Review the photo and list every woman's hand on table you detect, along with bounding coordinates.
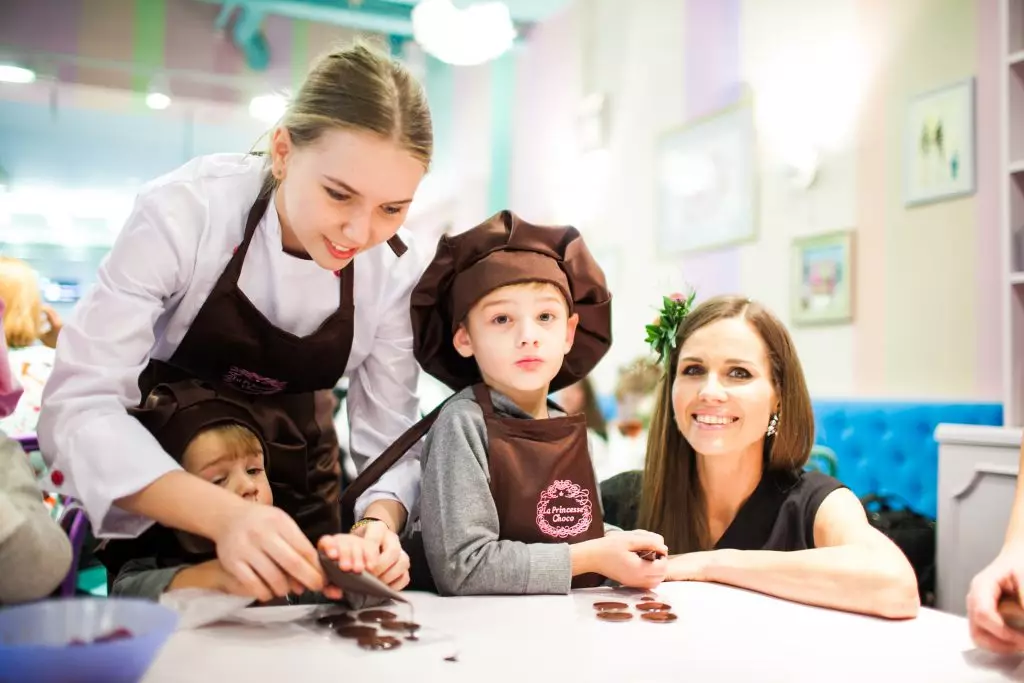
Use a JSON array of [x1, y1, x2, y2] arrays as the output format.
[[967, 544, 1024, 653], [573, 530, 669, 589], [213, 502, 325, 603], [664, 550, 718, 582]]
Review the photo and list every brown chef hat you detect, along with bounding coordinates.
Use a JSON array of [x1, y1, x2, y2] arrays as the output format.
[[129, 379, 269, 465], [411, 210, 613, 393]]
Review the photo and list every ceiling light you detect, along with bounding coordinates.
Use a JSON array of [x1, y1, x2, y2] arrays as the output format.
[[0, 64, 36, 84], [412, 0, 516, 66], [145, 92, 170, 109], [145, 77, 171, 110]]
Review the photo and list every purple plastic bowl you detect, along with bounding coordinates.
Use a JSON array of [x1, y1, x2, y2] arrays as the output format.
[[0, 597, 179, 683]]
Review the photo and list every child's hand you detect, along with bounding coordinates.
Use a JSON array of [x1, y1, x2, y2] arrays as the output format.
[[317, 533, 377, 600], [572, 530, 669, 590], [349, 520, 411, 590]]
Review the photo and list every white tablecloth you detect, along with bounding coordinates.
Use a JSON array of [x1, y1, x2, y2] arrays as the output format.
[[142, 582, 1024, 682]]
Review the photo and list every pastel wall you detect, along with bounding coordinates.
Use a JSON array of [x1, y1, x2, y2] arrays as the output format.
[[507, 0, 1002, 402], [0, 0, 466, 219]]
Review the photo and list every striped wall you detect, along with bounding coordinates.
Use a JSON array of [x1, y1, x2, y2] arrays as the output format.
[[0, 0, 380, 105]]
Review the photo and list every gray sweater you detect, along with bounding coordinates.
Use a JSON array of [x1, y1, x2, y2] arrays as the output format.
[[0, 433, 73, 604], [418, 386, 612, 596]]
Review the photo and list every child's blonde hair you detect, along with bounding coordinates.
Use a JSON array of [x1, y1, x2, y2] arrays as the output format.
[[182, 422, 264, 470], [0, 257, 42, 349]]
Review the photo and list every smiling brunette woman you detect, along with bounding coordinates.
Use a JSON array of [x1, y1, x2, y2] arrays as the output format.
[[638, 294, 919, 619]]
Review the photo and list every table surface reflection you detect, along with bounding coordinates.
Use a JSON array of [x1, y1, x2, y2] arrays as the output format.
[[142, 581, 1024, 682]]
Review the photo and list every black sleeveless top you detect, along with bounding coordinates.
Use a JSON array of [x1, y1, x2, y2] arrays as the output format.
[[715, 469, 845, 551]]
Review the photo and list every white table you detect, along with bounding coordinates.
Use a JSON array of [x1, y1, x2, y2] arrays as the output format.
[[142, 582, 1024, 682]]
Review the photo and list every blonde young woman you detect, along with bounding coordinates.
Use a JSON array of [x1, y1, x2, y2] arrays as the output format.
[[38, 42, 433, 603], [0, 256, 62, 438]]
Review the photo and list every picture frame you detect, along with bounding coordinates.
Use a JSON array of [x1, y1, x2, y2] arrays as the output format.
[[654, 100, 758, 254], [904, 77, 976, 206], [791, 230, 854, 326]]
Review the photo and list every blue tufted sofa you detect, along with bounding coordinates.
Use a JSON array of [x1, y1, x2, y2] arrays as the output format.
[[811, 400, 1003, 519]]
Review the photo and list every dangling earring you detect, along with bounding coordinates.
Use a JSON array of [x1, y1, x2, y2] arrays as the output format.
[[766, 412, 780, 437]]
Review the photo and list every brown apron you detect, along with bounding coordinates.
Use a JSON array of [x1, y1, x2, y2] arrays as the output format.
[[98, 184, 406, 581], [342, 384, 606, 591], [472, 384, 605, 589]]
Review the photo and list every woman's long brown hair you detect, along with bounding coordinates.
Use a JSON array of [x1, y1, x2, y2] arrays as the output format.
[[578, 377, 609, 441], [636, 295, 815, 553]]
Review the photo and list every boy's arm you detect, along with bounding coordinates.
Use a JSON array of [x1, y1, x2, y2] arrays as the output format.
[[110, 557, 186, 600], [112, 557, 241, 599]]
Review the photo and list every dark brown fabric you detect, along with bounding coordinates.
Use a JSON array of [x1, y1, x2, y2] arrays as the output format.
[[98, 185, 362, 585], [411, 210, 612, 393], [127, 379, 270, 466], [473, 384, 605, 589]]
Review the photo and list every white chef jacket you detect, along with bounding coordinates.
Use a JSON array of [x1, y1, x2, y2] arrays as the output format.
[[37, 153, 424, 538]]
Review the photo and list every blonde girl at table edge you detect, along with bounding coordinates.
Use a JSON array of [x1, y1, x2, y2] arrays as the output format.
[[967, 438, 1024, 653], [37, 41, 432, 603], [638, 294, 920, 620]]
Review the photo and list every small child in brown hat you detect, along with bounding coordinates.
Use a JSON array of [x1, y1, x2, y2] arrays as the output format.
[[343, 211, 668, 595], [100, 380, 397, 602]]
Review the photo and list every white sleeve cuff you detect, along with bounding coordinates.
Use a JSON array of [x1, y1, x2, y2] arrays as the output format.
[[353, 455, 421, 523]]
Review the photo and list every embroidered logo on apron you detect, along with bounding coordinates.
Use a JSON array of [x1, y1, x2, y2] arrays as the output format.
[[223, 366, 288, 395], [535, 479, 594, 539]]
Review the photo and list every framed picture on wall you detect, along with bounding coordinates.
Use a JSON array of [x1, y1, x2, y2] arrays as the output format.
[[904, 78, 976, 206], [655, 100, 757, 254], [791, 231, 854, 326]]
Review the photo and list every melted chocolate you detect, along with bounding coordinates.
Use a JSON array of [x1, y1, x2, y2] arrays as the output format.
[[317, 613, 356, 628], [381, 620, 421, 640], [358, 609, 398, 624], [640, 611, 678, 623], [357, 635, 403, 651], [334, 625, 378, 639], [596, 611, 633, 622], [637, 595, 657, 602], [635, 550, 666, 561], [999, 594, 1024, 631], [444, 655, 459, 662], [592, 601, 629, 611], [635, 602, 671, 612]]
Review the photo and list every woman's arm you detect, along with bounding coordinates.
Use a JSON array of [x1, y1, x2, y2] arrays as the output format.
[[967, 440, 1024, 652], [35, 185, 324, 600], [348, 236, 424, 530], [37, 185, 203, 537], [668, 488, 920, 619]]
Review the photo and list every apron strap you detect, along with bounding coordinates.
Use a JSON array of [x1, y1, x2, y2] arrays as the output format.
[[387, 234, 408, 258], [224, 183, 272, 282], [340, 398, 447, 529], [471, 383, 497, 417]]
